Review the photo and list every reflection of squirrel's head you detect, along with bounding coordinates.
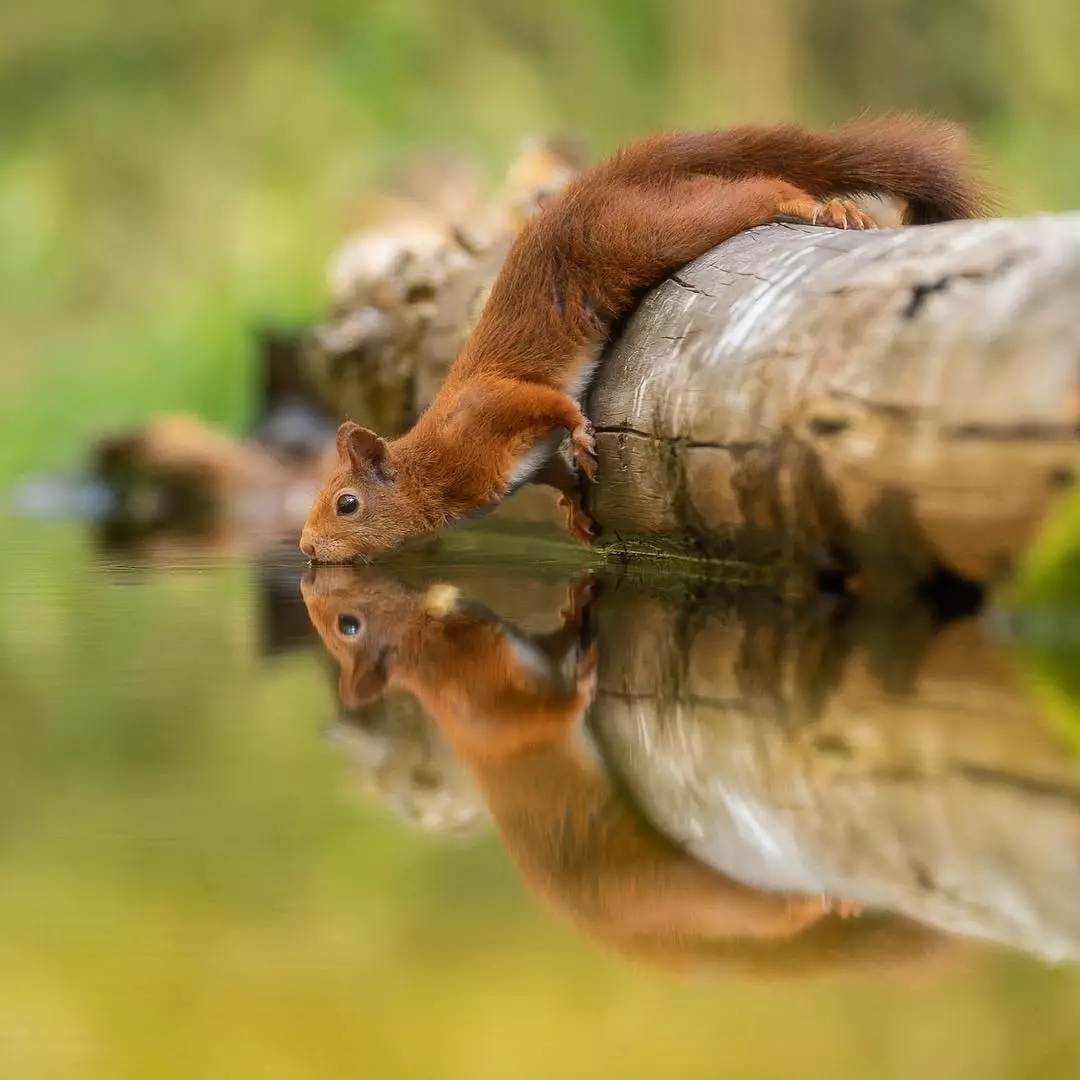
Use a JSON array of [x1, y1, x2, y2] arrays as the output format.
[[305, 566, 487, 837], [301, 563, 460, 708]]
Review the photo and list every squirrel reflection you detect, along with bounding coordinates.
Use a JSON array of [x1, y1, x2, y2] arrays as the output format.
[[303, 566, 945, 978]]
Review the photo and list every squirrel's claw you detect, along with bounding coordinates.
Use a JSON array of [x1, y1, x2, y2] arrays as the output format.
[[571, 418, 599, 482]]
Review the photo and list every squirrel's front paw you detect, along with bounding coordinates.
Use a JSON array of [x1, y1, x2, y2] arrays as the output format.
[[571, 418, 599, 481]]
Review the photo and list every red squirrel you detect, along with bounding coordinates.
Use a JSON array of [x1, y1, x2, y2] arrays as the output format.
[[302, 567, 951, 977], [300, 116, 986, 562]]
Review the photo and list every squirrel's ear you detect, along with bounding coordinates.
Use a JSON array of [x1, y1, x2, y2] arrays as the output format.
[[336, 421, 389, 474], [338, 658, 389, 710]]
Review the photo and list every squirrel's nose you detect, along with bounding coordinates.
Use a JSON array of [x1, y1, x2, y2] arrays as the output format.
[[299, 533, 316, 559]]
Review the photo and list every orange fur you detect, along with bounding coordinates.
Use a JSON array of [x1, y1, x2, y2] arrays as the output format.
[[300, 114, 988, 562], [302, 567, 951, 978]]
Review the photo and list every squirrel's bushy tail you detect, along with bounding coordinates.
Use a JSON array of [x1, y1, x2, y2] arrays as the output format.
[[606, 114, 989, 223], [461, 114, 991, 379]]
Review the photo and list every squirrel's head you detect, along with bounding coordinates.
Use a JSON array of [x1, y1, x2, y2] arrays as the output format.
[[299, 422, 421, 563], [301, 565, 462, 709]]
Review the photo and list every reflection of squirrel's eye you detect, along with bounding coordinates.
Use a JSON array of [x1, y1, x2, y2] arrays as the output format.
[[335, 493, 359, 516], [337, 614, 361, 637]]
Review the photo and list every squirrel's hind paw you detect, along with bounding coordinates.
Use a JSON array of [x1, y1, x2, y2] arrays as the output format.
[[775, 196, 877, 230], [558, 493, 600, 544], [814, 198, 877, 230], [571, 418, 599, 482]]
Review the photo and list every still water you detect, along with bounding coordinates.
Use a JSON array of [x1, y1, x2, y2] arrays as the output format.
[[3, 517, 1080, 1080]]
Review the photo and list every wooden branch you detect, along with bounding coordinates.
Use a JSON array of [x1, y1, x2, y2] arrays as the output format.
[[585, 215, 1080, 594]]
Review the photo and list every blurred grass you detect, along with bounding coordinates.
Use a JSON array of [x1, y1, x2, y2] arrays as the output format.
[[3, 0, 1080, 490]]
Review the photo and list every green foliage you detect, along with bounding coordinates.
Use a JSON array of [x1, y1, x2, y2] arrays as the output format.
[[4, 0, 1080, 489]]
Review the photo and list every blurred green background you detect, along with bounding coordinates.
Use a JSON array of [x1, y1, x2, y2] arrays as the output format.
[[3, 0, 1080, 489]]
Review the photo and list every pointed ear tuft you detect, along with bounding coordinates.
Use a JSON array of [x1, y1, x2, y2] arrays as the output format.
[[336, 421, 389, 475]]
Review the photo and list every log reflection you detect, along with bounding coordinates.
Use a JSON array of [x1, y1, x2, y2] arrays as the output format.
[[592, 585, 1080, 964], [306, 566, 1074, 978]]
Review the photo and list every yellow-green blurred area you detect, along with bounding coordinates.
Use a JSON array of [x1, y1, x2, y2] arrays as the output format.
[[1, 526, 1080, 1080]]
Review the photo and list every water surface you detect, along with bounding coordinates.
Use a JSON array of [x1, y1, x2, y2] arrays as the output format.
[[3, 517, 1080, 1080]]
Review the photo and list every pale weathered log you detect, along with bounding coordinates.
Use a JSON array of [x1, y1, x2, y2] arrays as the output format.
[[586, 215, 1080, 593], [303, 211, 1080, 591], [84, 210, 1080, 590]]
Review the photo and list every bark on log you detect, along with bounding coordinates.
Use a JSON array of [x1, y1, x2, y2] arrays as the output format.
[[585, 215, 1080, 594]]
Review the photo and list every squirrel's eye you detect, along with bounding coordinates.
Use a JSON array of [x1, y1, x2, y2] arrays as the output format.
[[337, 614, 362, 637], [335, 493, 359, 516]]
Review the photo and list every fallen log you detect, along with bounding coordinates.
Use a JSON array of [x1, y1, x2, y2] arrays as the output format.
[[295, 210, 1080, 594], [83, 202, 1080, 594], [585, 214, 1080, 595]]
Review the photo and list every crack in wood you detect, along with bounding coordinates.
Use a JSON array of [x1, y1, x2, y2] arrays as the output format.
[[594, 425, 763, 453], [670, 274, 714, 298], [854, 763, 1080, 807], [945, 421, 1080, 442], [815, 390, 1080, 441], [902, 254, 1022, 319]]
